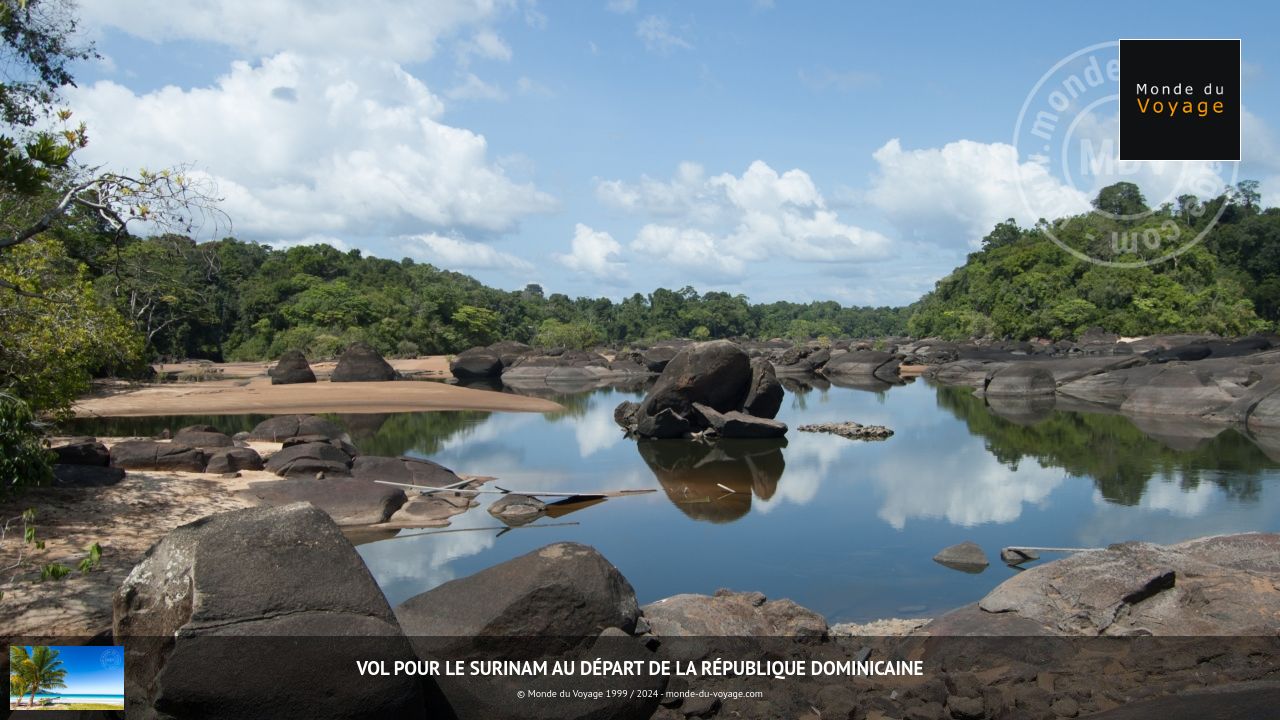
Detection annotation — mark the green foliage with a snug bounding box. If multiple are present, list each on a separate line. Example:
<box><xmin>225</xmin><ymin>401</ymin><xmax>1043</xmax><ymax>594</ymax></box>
<box><xmin>906</xmin><ymin>183</ymin><xmax>1276</xmax><ymax>340</ymax></box>
<box><xmin>0</xmin><ymin>396</ymin><xmax>52</xmax><ymax>497</ymax></box>
<box><xmin>0</xmin><ymin>237</ymin><xmax>144</xmax><ymax>415</ymax></box>
<box><xmin>38</xmin><ymin>562</ymin><xmax>69</xmax><ymax>580</ymax></box>
<box><xmin>534</xmin><ymin>318</ymin><xmax>604</xmax><ymax>349</ymax></box>
<box><xmin>76</xmin><ymin>541</ymin><xmax>100</xmax><ymax>573</ymax></box>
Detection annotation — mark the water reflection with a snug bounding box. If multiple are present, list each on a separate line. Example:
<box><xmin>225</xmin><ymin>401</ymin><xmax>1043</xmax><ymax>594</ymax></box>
<box><xmin>67</xmin><ymin>378</ymin><xmax>1280</xmax><ymax>621</ymax></box>
<box><xmin>637</xmin><ymin>439</ymin><xmax>787</xmax><ymax>523</ymax></box>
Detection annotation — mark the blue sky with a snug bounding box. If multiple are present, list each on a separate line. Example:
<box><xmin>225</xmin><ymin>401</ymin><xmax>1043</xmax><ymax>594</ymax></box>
<box><xmin>65</xmin><ymin>1</ymin><xmax>1280</xmax><ymax>306</ymax></box>
<box><xmin>10</xmin><ymin>646</ymin><xmax>124</xmax><ymax>696</ymax></box>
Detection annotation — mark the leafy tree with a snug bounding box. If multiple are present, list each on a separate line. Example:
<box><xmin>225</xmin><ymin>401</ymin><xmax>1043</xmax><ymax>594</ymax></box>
<box><xmin>10</xmin><ymin>645</ymin><xmax>67</xmax><ymax>709</ymax></box>
<box><xmin>1092</xmin><ymin>181</ymin><xmax>1149</xmax><ymax>216</ymax></box>
<box><xmin>0</xmin><ymin>394</ymin><xmax>51</xmax><ymax>498</ymax></box>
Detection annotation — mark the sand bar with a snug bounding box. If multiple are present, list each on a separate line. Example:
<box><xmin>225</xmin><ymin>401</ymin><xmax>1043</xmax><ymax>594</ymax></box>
<box><xmin>73</xmin><ymin>376</ymin><xmax>563</xmax><ymax>417</ymax></box>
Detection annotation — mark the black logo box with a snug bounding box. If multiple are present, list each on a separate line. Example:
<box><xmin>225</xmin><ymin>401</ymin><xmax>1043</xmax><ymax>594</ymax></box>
<box><xmin>1119</xmin><ymin>38</ymin><xmax>1241</xmax><ymax>161</ymax></box>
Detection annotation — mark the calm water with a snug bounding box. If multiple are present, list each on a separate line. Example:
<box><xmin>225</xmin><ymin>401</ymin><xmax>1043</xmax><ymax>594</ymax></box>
<box><xmin>69</xmin><ymin>380</ymin><xmax>1280</xmax><ymax>623</ymax></box>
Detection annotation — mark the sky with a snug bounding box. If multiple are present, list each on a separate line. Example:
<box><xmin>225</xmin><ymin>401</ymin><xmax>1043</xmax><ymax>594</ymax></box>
<box><xmin>61</xmin><ymin>1</ymin><xmax>1280</xmax><ymax>307</ymax></box>
<box><xmin>10</xmin><ymin>646</ymin><xmax>124</xmax><ymax>696</ymax></box>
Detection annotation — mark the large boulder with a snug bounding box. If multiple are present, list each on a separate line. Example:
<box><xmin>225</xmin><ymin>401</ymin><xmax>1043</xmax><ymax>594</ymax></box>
<box><xmin>396</xmin><ymin>542</ymin><xmax>640</xmax><ymax>649</ymax></box>
<box><xmin>331</xmin><ymin>342</ymin><xmax>398</xmax><ymax>382</ymax></box>
<box><xmin>621</xmin><ymin>340</ymin><xmax>753</xmax><ymax>438</ymax></box>
<box><xmin>51</xmin><ymin>437</ymin><xmax>110</xmax><ymax>466</ymax></box>
<box><xmin>976</xmin><ymin>533</ymin><xmax>1280</xmax><ymax>636</ymax></box>
<box><xmin>1247</xmin><ymin>385</ymin><xmax>1280</xmax><ymax>431</ymax></box>
<box><xmin>1057</xmin><ymin>363</ymin><xmax>1168</xmax><ymax>408</ymax></box>
<box><xmin>268</xmin><ymin>349</ymin><xmax>317</xmax><ymax>385</ymax></box>
<box><xmin>821</xmin><ymin>350</ymin><xmax>900</xmax><ymax>382</ymax></box>
<box><xmin>204</xmin><ymin>447</ymin><xmax>264</xmax><ymax>474</ymax></box>
<box><xmin>110</xmin><ymin>441</ymin><xmax>209</xmax><ymax>472</ymax></box>
<box><xmin>264</xmin><ymin>441</ymin><xmax>355</xmax><ymax>477</ymax></box>
<box><xmin>742</xmin><ymin>358</ymin><xmax>784</xmax><ymax>419</ymax></box>
<box><xmin>247</xmin><ymin>414</ymin><xmax>346</xmax><ymax>442</ymax></box>
<box><xmin>1120</xmin><ymin>366</ymin><xmax>1237</xmax><ymax>417</ymax></box>
<box><xmin>641</xmin><ymin>589</ymin><xmax>827</xmax><ymax>637</ymax></box>
<box><xmin>241</xmin><ymin>478</ymin><xmax>407</xmax><ymax>525</ymax></box>
<box><xmin>641</xmin><ymin>345</ymin><xmax>678</xmax><ymax>373</ymax></box>
<box><xmin>113</xmin><ymin>503</ymin><xmax>423</xmax><ymax>718</ymax></box>
<box><xmin>450</xmin><ymin>346</ymin><xmax>503</xmax><ymax>380</ymax></box>
<box><xmin>173</xmin><ymin>426</ymin><xmax>235</xmax><ymax>448</ymax></box>
<box><xmin>488</xmin><ymin>340</ymin><xmax>532</xmax><ymax>368</ymax></box>
<box><xmin>983</xmin><ymin>363</ymin><xmax>1056</xmax><ymax>397</ymax></box>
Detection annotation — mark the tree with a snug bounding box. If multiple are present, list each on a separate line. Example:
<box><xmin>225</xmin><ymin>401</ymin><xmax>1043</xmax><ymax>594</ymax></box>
<box><xmin>10</xmin><ymin>645</ymin><xmax>67</xmax><ymax>709</ymax></box>
<box><xmin>1092</xmin><ymin>182</ymin><xmax>1148</xmax><ymax>217</ymax></box>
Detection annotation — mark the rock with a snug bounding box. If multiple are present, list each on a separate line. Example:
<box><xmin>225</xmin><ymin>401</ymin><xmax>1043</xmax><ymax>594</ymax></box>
<box><xmin>636</xmin><ymin>407</ymin><xmax>694</xmax><ymax>439</ymax></box>
<box><xmin>642</xmin><ymin>345</ymin><xmax>679</xmax><ymax>373</ymax></box>
<box><xmin>242</xmin><ymin>478</ymin><xmax>407</xmax><ymax>525</ymax></box>
<box><xmin>1078</xmin><ymin>326</ymin><xmax>1119</xmax><ymax>345</ymax></box>
<box><xmin>797</xmin><ymin>422</ymin><xmax>893</xmax><ymax>441</ymax></box>
<box><xmin>396</xmin><ymin>542</ymin><xmax>640</xmax><ymax>654</ymax></box>
<box><xmin>113</xmin><ymin>503</ymin><xmax>423</xmax><ymax>718</ymax></box>
<box><xmin>984</xmin><ymin>363</ymin><xmax>1056</xmax><ymax>397</ymax></box>
<box><xmin>350</xmin><ymin>455</ymin><xmax>463</xmax><ymax>488</ymax></box>
<box><xmin>933</xmin><ymin>541</ymin><xmax>989</xmax><ymax>573</ymax></box>
<box><xmin>268</xmin><ymin>349</ymin><xmax>317</xmax><ymax>385</ymax></box>
<box><xmin>51</xmin><ymin>438</ymin><xmax>110</xmax><ymax>466</ymax></box>
<box><xmin>614</xmin><ymin>400</ymin><xmax>641</xmax><ymax>431</ymax></box>
<box><xmin>1153</xmin><ymin>341</ymin><xmax>1214</xmax><ymax>363</ymax></box>
<box><xmin>331</xmin><ymin>342</ymin><xmax>398</xmax><ymax>382</ymax></box>
<box><xmin>641</xmin><ymin>589</ymin><xmax>828</xmax><ymax>637</ymax></box>
<box><xmin>693</xmin><ymin>403</ymin><xmax>787</xmax><ymax>439</ymax></box>
<box><xmin>247</xmin><ymin>414</ymin><xmax>346</xmax><ymax>442</ymax></box>
<box><xmin>641</xmin><ymin>340</ymin><xmax>753</xmax><ymax>421</ymax></box>
<box><xmin>1079</xmin><ymin>681</ymin><xmax>1280</xmax><ymax>719</ymax></box>
<box><xmin>264</xmin><ymin>441</ymin><xmax>355</xmax><ymax>477</ymax></box>
<box><xmin>282</xmin><ymin>434</ymin><xmax>360</xmax><ymax>457</ymax></box>
<box><xmin>488</xmin><ymin>340</ymin><xmax>533</xmax><ymax>368</ymax></box>
<box><xmin>172</xmin><ymin>428</ymin><xmax>235</xmax><ymax>448</ymax></box>
<box><xmin>109</xmin><ymin>441</ymin><xmax>209</xmax><ymax>472</ymax></box>
<box><xmin>977</xmin><ymin>534</ymin><xmax>1280</xmax><ymax>635</ymax></box>
<box><xmin>52</xmin><ymin>464</ymin><xmax>126</xmax><ymax>487</ymax></box>
<box><xmin>680</xmin><ymin>694</ymin><xmax>720</xmax><ymax>718</ymax></box>
<box><xmin>451</xmin><ymin>346</ymin><xmax>503</xmax><ymax>379</ymax></box>
<box><xmin>742</xmin><ymin>358</ymin><xmax>784</xmax><ymax>419</ymax></box>
<box><xmin>821</xmin><ymin>350</ymin><xmax>901</xmax><ymax>381</ymax></box>
<box><xmin>487</xmin><ymin>493</ymin><xmax>547</xmax><ymax>525</ymax></box>
<box><xmin>1051</xmin><ymin>696</ymin><xmax>1080</xmax><ymax>717</ymax></box>
<box><xmin>1000</xmin><ymin>547</ymin><xmax>1040</xmax><ymax>565</ymax></box>
<box><xmin>947</xmin><ymin>694</ymin><xmax>985</xmax><ymax>720</ymax></box>
<box><xmin>1120</xmin><ymin>366</ymin><xmax>1237</xmax><ymax>417</ymax></box>
<box><xmin>1056</xmin><ymin>364</ymin><xmax>1167</xmax><ymax>408</ymax></box>
<box><xmin>204</xmin><ymin>447</ymin><xmax>264</xmax><ymax>474</ymax></box>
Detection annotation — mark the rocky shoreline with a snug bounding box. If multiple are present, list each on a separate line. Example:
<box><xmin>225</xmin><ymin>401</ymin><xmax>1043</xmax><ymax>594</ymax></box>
<box><xmin>79</xmin><ymin>501</ymin><xmax>1280</xmax><ymax>718</ymax></box>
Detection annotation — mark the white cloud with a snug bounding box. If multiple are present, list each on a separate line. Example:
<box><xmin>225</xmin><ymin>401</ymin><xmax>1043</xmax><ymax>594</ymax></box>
<box><xmin>68</xmin><ymin>53</ymin><xmax>555</xmax><ymax>242</ymax></box>
<box><xmin>456</xmin><ymin>28</ymin><xmax>513</xmax><ymax>65</ymax></box>
<box><xmin>556</xmin><ymin>224</ymin><xmax>625</xmax><ymax>277</ymax></box>
<box><xmin>80</xmin><ymin>0</ymin><xmax>511</xmax><ymax>63</ymax></box>
<box><xmin>867</xmin><ymin>138</ymin><xmax>1091</xmax><ymax>248</ymax></box>
<box><xmin>606</xmin><ymin>0</ymin><xmax>638</xmax><ymax>13</ymax></box>
<box><xmin>447</xmin><ymin>72</ymin><xmax>508</xmax><ymax>101</ymax></box>
<box><xmin>636</xmin><ymin>15</ymin><xmax>692</xmax><ymax>54</ymax></box>
<box><xmin>405</xmin><ymin>233</ymin><xmax>534</xmax><ymax>273</ymax></box>
<box><xmin>600</xmin><ymin>160</ymin><xmax>891</xmax><ymax>278</ymax></box>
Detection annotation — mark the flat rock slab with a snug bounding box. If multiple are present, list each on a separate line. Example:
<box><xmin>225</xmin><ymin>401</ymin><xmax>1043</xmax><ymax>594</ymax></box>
<box><xmin>247</xmin><ymin>414</ymin><xmax>346</xmax><ymax>442</ymax></box>
<box><xmin>241</xmin><ymin>478</ymin><xmax>407</xmax><ymax>525</ymax></box>
<box><xmin>1083</xmin><ymin>682</ymin><xmax>1280</xmax><ymax>720</ymax></box>
<box><xmin>642</xmin><ymin>589</ymin><xmax>828</xmax><ymax>637</ymax></box>
<box><xmin>350</xmin><ymin>455</ymin><xmax>462</xmax><ymax>488</ymax></box>
<box><xmin>976</xmin><ymin>533</ymin><xmax>1280</xmax><ymax>636</ymax></box>
<box><xmin>798</xmin><ymin>422</ymin><xmax>893</xmax><ymax>441</ymax></box>
<box><xmin>110</xmin><ymin>441</ymin><xmax>209</xmax><ymax>472</ymax></box>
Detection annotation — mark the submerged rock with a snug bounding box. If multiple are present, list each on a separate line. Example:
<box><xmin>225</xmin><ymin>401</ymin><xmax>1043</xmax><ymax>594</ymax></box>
<box><xmin>933</xmin><ymin>541</ymin><xmax>989</xmax><ymax>573</ymax></box>
<box><xmin>487</xmin><ymin>493</ymin><xmax>547</xmax><ymax>525</ymax></box>
<box><xmin>797</xmin><ymin>422</ymin><xmax>893</xmax><ymax>441</ymax></box>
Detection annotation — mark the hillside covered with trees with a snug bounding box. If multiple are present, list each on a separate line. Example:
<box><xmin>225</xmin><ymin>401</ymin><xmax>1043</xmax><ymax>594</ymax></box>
<box><xmin>907</xmin><ymin>181</ymin><xmax>1278</xmax><ymax>341</ymax></box>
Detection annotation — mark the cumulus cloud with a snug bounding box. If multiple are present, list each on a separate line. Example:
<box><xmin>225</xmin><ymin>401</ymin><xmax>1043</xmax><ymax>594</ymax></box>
<box><xmin>447</xmin><ymin>72</ymin><xmax>508</xmax><ymax>101</ymax></box>
<box><xmin>556</xmin><ymin>224</ymin><xmax>625</xmax><ymax>277</ymax></box>
<box><xmin>867</xmin><ymin>138</ymin><xmax>1091</xmax><ymax>248</ymax></box>
<box><xmin>67</xmin><ymin>53</ymin><xmax>555</xmax><ymax>243</ymax></box>
<box><xmin>405</xmin><ymin>233</ymin><xmax>533</xmax><ymax>273</ymax></box>
<box><xmin>636</xmin><ymin>15</ymin><xmax>692</xmax><ymax>54</ymax></box>
<box><xmin>79</xmin><ymin>0</ymin><xmax>511</xmax><ymax>63</ymax></box>
<box><xmin>599</xmin><ymin>160</ymin><xmax>891</xmax><ymax>279</ymax></box>
<box><xmin>456</xmin><ymin>28</ymin><xmax>513</xmax><ymax>65</ymax></box>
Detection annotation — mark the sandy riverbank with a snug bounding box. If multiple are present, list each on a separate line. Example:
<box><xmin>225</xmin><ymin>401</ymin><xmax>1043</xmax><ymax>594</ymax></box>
<box><xmin>74</xmin><ymin>356</ymin><xmax>562</xmax><ymax>417</ymax></box>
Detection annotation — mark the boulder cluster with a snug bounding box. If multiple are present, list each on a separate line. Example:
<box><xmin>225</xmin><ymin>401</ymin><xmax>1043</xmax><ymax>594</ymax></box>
<box><xmin>613</xmin><ymin>340</ymin><xmax>786</xmax><ymax>439</ymax></box>
<box><xmin>266</xmin><ymin>343</ymin><xmax>400</xmax><ymax>384</ymax></box>
<box><xmin>111</xmin><ymin>503</ymin><xmax>1280</xmax><ymax>719</ymax></box>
